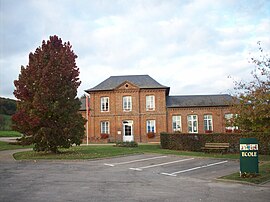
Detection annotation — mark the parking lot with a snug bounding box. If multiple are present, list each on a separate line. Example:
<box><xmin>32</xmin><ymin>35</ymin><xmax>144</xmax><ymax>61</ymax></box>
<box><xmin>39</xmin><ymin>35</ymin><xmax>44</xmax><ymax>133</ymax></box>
<box><xmin>1</xmin><ymin>153</ymin><xmax>270</xmax><ymax>202</ymax></box>
<box><xmin>102</xmin><ymin>154</ymin><xmax>238</xmax><ymax>180</ymax></box>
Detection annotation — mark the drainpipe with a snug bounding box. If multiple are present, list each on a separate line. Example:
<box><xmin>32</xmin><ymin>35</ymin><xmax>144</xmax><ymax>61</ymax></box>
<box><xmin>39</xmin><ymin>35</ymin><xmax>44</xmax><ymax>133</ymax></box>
<box><xmin>139</xmin><ymin>90</ymin><xmax>142</xmax><ymax>143</ymax></box>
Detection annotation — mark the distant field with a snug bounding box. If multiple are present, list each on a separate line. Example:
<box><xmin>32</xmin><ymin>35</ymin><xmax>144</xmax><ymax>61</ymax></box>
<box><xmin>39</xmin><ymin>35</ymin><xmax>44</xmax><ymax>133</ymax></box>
<box><xmin>0</xmin><ymin>114</ymin><xmax>12</xmax><ymax>130</ymax></box>
<box><xmin>0</xmin><ymin>131</ymin><xmax>21</xmax><ymax>137</ymax></box>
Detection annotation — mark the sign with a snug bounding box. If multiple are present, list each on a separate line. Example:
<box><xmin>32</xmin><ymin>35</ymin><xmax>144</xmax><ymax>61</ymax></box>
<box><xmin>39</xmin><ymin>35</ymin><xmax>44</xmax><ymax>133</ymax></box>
<box><xmin>240</xmin><ymin>138</ymin><xmax>259</xmax><ymax>175</ymax></box>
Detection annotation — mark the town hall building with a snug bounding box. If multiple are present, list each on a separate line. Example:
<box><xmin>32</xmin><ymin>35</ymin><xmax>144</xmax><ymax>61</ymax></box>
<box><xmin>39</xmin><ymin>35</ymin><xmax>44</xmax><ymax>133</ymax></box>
<box><xmin>80</xmin><ymin>75</ymin><xmax>234</xmax><ymax>143</ymax></box>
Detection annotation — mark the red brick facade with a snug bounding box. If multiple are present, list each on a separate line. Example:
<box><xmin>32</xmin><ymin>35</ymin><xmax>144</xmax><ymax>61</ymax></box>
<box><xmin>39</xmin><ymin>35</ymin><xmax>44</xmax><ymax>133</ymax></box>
<box><xmin>81</xmin><ymin>75</ymin><xmax>233</xmax><ymax>143</ymax></box>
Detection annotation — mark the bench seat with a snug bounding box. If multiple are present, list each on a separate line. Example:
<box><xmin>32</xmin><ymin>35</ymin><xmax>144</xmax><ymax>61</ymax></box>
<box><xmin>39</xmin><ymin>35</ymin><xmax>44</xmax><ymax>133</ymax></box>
<box><xmin>201</xmin><ymin>143</ymin><xmax>230</xmax><ymax>154</ymax></box>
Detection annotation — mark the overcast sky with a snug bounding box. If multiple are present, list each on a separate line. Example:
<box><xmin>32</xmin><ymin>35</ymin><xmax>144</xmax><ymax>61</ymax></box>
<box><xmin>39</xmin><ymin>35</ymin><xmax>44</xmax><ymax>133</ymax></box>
<box><xmin>1</xmin><ymin>0</ymin><xmax>269</xmax><ymax>99</ymax></box>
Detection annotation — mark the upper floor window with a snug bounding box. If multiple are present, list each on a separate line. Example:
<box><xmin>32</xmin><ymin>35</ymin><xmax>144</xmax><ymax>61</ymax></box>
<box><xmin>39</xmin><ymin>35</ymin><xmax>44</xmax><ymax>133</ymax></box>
<box><xmin>101</xmin><ymin>121</ymin><xmax>109</xmax><ymax>134</ymax></box>
<box><xmin>146</xmin><ymin>120</ymin><xmax>156</xmax><ymax>133</ymax></box>
<box><xmin>172</xmin><ymin>115</ymin><xmax>182</xmax><ymax>132</ymax></box>
<box><xmin>204</xmin><ymin>114</ymin><xmax>213</xmax><ymax>132</ymax></box>
<box><xmin>146</xmin><ymin>95</ymin><xmax>155</xmax><ymax>111</ymax></box>
<box><xmin>123</xmin><ymin>96</ymin><xmax>132</xmax><ymax>111</ymax></box>
<box><xmin>101</xmin><ymin>97</ymin><xmax>109</xmax><ymax>112</ymax></box>
<box><xmin>187</xmin><ymin>115</ymin><xmax>198</xmax><ymax>133</ymax></box>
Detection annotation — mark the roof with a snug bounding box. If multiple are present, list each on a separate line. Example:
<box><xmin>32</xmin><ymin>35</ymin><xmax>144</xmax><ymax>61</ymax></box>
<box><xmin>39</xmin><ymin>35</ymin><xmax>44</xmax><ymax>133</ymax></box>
<box><xmin>85</xmin><ymin>75</ymin><xmax>170</xmax><ymax>93</ymax></box>
<box><xmin>166</xmin><ymin>94</ymin><xmax>234</xmax><ymax>108</ymax></box>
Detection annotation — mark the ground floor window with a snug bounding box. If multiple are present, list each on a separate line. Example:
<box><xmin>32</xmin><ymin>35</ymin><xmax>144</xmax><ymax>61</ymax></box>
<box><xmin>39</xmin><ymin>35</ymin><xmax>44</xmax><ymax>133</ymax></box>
<box><xmin>204</xmin><ymin>114</ymin><xmax>213</xmax><ymax>132</ymax></box>
<box><xmin>172</xmin><ymin>115</ymin><xmax>181</xmax><ymax>132</ymax></box>
<box><xmin>146</xmin><ymin>120</ymin><xmax>156</xmax><ymax>133</ymax></box>
<box><xmin>101</xmin><ymin>121</ymin><xmax>109</xmax><ymax>134</ymax></box>
<box><xmin>187</xmin><ymin>115</ymin><xmax>198</xmax><ymax>133</ymax></box>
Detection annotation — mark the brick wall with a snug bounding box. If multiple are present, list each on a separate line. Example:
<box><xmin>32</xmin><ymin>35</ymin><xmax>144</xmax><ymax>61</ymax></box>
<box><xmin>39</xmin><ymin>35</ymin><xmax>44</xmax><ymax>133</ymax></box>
<box><xmin>83</xmin><ymin>83</ymin><xmax>233</xmax><ymax>143</ymax></box>
<box><xmin>167</xmin><ymin>106</ymin><xmax>232</xmax><ymax>134</ymax></box>
<box><xmin>86</xmin><ymin>83</ymin><xmax>167</xmax><ymax>143</ymax></box>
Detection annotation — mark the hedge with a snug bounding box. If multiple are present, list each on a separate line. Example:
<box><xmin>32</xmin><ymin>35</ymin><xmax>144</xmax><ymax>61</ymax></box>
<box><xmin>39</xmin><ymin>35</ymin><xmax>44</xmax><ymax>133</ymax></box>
<box><xmin>160</xmin><ymin>132</ymin><xmax>270</xmax><ymax>155</ymax></box>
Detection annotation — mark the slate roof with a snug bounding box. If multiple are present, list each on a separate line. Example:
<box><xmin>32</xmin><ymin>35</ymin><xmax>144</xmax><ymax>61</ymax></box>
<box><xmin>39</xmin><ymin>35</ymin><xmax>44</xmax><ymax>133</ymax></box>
<box><xmin>166</xmin><ymin>94</ymin><xmax>233</xmax><ymax>108</ymax></box>
<box><xmin>85</xmin><ymin>75</ymin><xmax>169</xmax><ymax>93</ymax></box>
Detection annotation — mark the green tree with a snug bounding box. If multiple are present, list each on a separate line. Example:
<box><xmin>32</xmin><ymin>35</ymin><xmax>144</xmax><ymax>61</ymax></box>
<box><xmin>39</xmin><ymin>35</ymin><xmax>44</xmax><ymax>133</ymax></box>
<box><xmin>232</xmin><ymin>42</ymin><xmax>270</xmax><ymax>132</ymax></box>
<box><xmin>13</xmin><ymin>35</ymin><xmax>86</xmax><ymax>153</ymax></box>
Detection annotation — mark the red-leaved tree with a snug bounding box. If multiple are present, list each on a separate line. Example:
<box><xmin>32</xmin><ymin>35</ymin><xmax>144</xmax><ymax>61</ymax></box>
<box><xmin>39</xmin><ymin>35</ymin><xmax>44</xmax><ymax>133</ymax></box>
<box><xmin>13</xmin><ymin>35</ymin><xmax>86</xmax><ymax>153</ymax></box>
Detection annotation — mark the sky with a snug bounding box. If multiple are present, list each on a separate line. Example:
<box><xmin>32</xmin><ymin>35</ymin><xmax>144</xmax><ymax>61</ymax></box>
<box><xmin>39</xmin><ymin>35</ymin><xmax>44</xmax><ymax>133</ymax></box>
<box><xmin>0</xmin><ymin>0</ymin><xmax>270</xmax><ymax>99</ymax></box>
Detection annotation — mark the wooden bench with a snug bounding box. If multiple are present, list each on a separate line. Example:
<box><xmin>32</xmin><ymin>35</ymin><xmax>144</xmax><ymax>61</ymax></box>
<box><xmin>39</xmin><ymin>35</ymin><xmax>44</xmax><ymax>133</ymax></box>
<box><xmin>201</xmin><ymin>143</ymin><xmax>230</xmax><ymax>154</ymax></box>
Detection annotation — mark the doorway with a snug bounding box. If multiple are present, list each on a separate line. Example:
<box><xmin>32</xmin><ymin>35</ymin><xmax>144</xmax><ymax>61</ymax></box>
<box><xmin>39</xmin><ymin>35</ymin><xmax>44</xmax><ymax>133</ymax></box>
<box><xmin>123</xmin><ymin>120</ymin><xmax>134</xmax><ymax>142</ymax></box>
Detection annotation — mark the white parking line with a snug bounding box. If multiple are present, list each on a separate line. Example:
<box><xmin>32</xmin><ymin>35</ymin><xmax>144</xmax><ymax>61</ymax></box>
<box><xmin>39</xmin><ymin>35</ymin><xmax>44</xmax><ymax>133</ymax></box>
<box><xmin>161</xmin><ymin>160</ymin><xmax>228</xmax><ymax>176</ymax></box>
<box><xmin>129</xmin><ymin>158</ymin><xmax>194</xmax><ymax>171</ymax></box>
<box><xmin>104</xmin><ymin>156</ymin><xmax>167</xmax><ymax>167</ymax></box>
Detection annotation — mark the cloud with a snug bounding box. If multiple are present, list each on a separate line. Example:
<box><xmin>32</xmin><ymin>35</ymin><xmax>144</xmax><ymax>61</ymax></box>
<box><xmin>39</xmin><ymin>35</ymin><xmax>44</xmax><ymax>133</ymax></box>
<box><xmin>1</xmin><ymin>0</ymin><xmax>269</xmax><ymax>99</ymax></box>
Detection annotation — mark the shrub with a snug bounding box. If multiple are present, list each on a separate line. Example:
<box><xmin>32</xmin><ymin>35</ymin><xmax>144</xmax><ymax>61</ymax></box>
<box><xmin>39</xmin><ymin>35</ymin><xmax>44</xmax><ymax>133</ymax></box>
<box><xmin>160</xmin><ymin>132</ymin><xmax>270</xmax><ymax>155</ymax></box>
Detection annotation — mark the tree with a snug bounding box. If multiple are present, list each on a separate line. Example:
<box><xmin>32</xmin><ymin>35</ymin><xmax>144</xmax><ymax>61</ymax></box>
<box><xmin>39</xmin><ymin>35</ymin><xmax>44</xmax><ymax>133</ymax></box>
<box><xmin>232</xmin><ymin>42</ymin><xmax>270</xmax><ymax>132</ymax></box>
<box><xmin>13</xmin><ymin>35</ymin><xmax>86</xmax><ymax>153</ymax></box>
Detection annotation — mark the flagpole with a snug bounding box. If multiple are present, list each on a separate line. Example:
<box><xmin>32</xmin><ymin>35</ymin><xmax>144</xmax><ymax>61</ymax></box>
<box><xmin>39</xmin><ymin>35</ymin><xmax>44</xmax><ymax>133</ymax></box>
<box><xmin>86</xmin><ymin>95</ymin><xmax>89</xmax><ymax>145</ymax></box>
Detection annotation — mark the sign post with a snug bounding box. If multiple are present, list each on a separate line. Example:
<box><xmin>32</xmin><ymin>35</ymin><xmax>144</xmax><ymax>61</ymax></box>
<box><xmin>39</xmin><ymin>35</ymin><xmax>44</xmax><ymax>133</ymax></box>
<box><xmin>240</xmin><ymin>138</ymin><xmax>259</xmax><ymax>176</ymax></box>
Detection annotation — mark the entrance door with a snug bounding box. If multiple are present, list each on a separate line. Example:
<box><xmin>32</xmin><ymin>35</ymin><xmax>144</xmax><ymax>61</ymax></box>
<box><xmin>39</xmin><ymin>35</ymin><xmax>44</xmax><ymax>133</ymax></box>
<box><xmin>123</xmin><ymin>120</ymin><xmax>134</xmax><ymax>142</ymax></box>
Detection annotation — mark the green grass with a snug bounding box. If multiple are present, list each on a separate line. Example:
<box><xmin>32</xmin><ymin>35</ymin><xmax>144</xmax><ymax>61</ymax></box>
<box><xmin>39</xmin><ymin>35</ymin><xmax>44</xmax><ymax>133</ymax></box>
<box><xmin>0</xmin><ymin>130</ymin><xmax>21</xmax><ymax>137</ymax></box>
<box><xmin>220</xmin><ymin>162</ymin><xmax>270</xmax><ymax>184</ymax></box>
<box><xmin>13</xmin><ymin>144</ymin><xmax>270</xmax><ymax>161</ymax></box>
<box><xmin>14</xmin><ymin>145</ymin><xmax>142</xmax><ymax>160</ymax></box>
<box><xmin>0</xmin><ymin>141</ymin><xmax>32</xmax><ymax>151</ymax></box>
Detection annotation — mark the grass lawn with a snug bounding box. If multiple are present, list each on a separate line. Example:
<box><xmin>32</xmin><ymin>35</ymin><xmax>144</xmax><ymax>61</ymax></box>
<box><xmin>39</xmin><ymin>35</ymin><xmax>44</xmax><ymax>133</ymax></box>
<box><xmin>0</xmin><ymin>141</ymin><xmax>32</xmax><ymax>151</ymax></box>
<box><xmin>13</xmin><ymin>144</ymin><xmax>270</xmax><ymax>161</ymax></box>
<box><xmin>0</xmin><ymin>130</ymin><xmax>21</xmax><ymax>137</ymax></box>
<box><xmin>220</xmin><ymin>162</ymin><xmax>270</xmax><ymax>184</ymax></box>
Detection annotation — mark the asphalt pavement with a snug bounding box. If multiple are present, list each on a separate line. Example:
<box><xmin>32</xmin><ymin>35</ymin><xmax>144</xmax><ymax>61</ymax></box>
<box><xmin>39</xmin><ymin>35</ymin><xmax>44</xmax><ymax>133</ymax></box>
<box><xmin>0</xmin><ymin>151</ymin><xmax>269</xmax><ymax>202</ymax></box>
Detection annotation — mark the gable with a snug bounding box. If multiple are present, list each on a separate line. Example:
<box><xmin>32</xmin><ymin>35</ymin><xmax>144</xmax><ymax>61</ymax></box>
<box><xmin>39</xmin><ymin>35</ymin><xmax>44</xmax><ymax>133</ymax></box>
<box><xmin>116</xmin><ymin>81</ymin><xmax>139</xmax><ymax>90</ymax></box>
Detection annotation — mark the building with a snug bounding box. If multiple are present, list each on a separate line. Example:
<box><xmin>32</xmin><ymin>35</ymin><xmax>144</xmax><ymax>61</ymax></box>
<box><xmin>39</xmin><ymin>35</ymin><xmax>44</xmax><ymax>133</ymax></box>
<box><xmin>80</xmin><ymin>75</ymin><xmax>234</xmax><ymax>143</ymax></box>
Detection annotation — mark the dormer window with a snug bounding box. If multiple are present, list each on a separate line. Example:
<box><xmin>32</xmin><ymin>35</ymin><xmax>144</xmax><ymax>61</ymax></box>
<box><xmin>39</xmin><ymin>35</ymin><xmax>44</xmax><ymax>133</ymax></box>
<box><xmin>146</xmin><ymin>95</ymin><xmax>155</xmax><ymax>111</ymax></box>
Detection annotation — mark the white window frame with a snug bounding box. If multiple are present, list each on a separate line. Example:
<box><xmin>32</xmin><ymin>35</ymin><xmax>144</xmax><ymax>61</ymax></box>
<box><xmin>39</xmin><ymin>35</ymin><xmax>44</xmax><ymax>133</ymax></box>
<box><xmin>146</xmin><ymin>120</ymin><xmax>156</xmax><ymax>133</ymax></box>
<box><xmin>172</xmin><ymin>115</ymin><xmax>182</xmax><ymax>132</ymax></box>
<box><xmin>101</xmin><ymin>121</ymin><xmax>109</xmax><ymax>134</ymax></box>
<box><xmin>204</xmin><ymin>114</ymin><xmax>213</xmax><ymax>131</ymax></box>
<box><xmin>187</xmin><ymin>115</ymin><xmax>198</xmax><ymax>133</ymax></box>
<box><xmin>101</xmin><ymin>97</ymin><xmax>109</xmax><ymax>112</ymax></box>
<box><xmin>123</xmin><ymin>96</ymin><xmax>132</xmax><ymax>111</ymax></box>
<box><xmin>146</xmin><ymin>95</ymin><xmax>155</xmax><ymax>111</ymax></box>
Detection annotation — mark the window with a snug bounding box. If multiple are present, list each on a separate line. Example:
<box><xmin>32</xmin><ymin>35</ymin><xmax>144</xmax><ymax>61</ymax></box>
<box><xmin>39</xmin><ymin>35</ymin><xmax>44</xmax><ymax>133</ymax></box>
<box><xmin>101</xmin><ymin>121</ymin><xmax>109</xmax><ymax>134</ymax></box>
<box><xmin>123</xmin><ymin>96</ymin><xmax>132</xmax><ymax>111</ymax></box>
<box><xmin>172</xmin><ymin>115</ymin><xmax>181</xmax><ymax>132</ymax></box>
<box><xmin>146</xmin><ymin>95</ymin><xmax>155</xmax><ymax>111</ymax></box>
<box><xmin>146</xmin><ymin>120</ymin><xmax>156</xmax><ymax>133</ymax></box>
<box><xmin>101</xmin><ymin>97</ymin><xmax>109</xmax><ymax>112</ymax></box>
<box><xmin>187</xmin><ymin>115</ymin><xmax>198</xmax><ymax>133</ymax></box>
<box><xmin>204</xmin><ymin>115</ymin><xmax>213</xmax><ymax>131</ymax></box>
